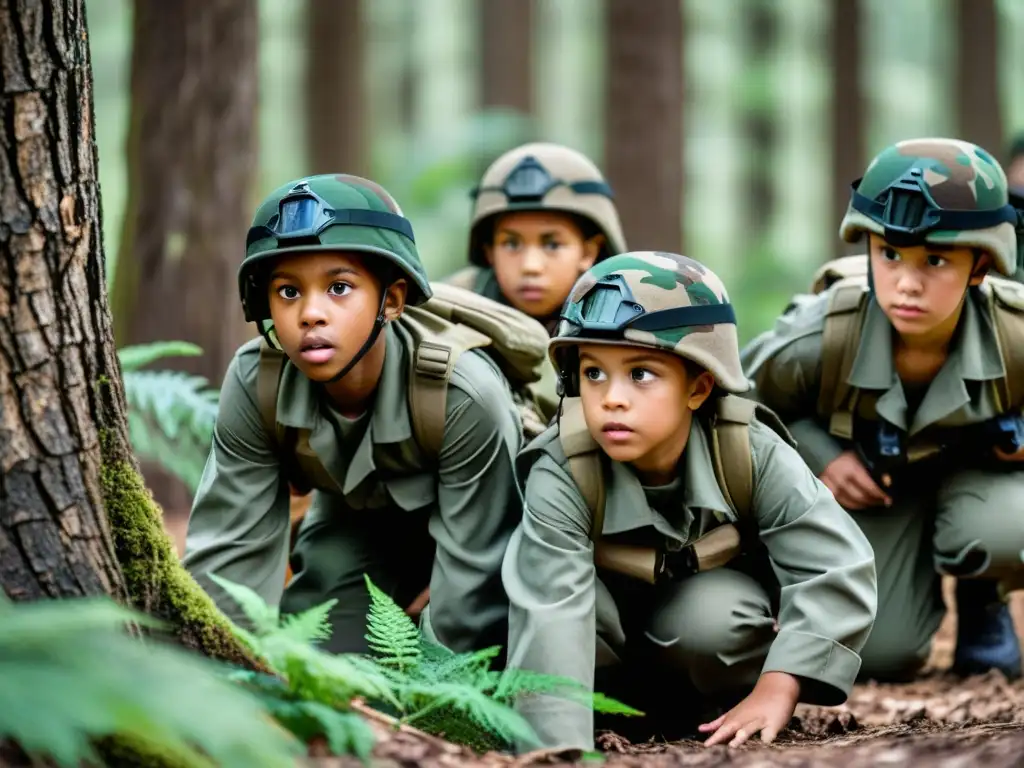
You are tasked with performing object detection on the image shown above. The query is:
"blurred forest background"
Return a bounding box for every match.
[84,0,1024,518]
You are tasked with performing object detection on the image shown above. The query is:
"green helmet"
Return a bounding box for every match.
[467,142,627,267]
[839,138,1021,276]
[550,252,749,395]
[238,174,432,330]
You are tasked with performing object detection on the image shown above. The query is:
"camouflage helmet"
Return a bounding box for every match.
[467,142,627,267]
[839,138,1021,276]
[549,252,749,395]
[238,174,432,333]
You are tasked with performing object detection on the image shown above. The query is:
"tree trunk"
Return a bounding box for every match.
[306,0,367,176]
[604,0,684,254]
[831,0,863,255]
[742,1,776,256]
[0,0,258,669]
[954,0,1003,155]
[109,0,258,514]
[480,0,534,115]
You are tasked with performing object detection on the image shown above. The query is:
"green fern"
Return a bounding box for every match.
[362,574,421,673]
[118,341,203,372]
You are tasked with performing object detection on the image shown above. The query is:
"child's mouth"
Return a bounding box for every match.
[601,422,635,442]
[299,337,336,364]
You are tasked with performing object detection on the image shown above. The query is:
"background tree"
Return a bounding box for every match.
[109,0,258,513]
[831,0,863,256]
[604,0,684,253]
[954,0,1003,156]
[0,0,254,667]
[479,0,534,117]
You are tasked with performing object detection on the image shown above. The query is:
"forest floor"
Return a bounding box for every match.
[163,509,1024,767]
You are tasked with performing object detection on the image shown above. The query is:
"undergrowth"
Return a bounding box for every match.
[212,574,641,760]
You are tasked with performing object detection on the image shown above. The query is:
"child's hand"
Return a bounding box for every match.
[699,671,800,748]
[820,451,892,510]
[994,444,1024,462]
[405,587,430,618]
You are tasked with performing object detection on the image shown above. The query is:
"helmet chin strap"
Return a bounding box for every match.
[326,286,391,385]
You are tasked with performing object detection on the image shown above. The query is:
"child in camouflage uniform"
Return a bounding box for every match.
[742,138,1024,681]
[502,251,877,752]
[183,174,525,656]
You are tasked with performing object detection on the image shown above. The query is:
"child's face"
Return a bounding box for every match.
[577,344,714,483]
[484,211,602,320]
[267,251,406,382]
[868,234,988,341]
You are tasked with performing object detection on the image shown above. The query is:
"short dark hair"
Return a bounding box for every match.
[1009,133,1024,163]
[482,210,603,244]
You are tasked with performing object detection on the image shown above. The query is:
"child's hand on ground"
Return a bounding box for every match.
[405,587,430,619]
[994,444,1024,462]
[819,451,892,510]
[699,671,800,748]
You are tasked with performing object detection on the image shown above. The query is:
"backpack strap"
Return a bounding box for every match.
[557,398,607,542]
[255,340,315,495]
[817,278,870,440]
[984,276,1024,410]
[709,396,756,520]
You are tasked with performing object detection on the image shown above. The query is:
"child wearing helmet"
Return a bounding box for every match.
[743,138,1024,683]
[183,174,525,656]
[501,251,877,752]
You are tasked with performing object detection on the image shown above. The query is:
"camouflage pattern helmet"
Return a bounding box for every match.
[238,174,432,331]
[467,142,627,267]
[549,252,749,395]
[839,138,1020,276]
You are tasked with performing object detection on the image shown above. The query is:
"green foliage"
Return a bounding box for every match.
[118,342,220,493]
[0,594,302,768]
[213,574,641,760]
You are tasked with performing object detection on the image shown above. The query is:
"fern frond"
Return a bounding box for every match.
[122,369,219,442]
[401,682,539,749]
[209,574,280,636]
[363,575,420,673]
[415,641,502,686]
[491,669,643,716]
[277,598,337,645]
[127,410,210,492]
[117,341,203,372]
[273,701,376,760]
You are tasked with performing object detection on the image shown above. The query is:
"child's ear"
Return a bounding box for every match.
[687,370,715,411]
[969,251,992,286]
[580,234,605,272]
[383,279,408,321]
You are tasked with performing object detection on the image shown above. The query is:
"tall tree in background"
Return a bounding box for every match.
[0,0,253,664]
[604,0,684,253]
[954,0,1003,155]
[480,0,534,116]
[831,0,863,255]
[110,0,258,513]
[307,0,367,175]
[742,1,776,258]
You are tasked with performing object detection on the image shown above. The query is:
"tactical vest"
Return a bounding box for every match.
[809,255,1024,442]
[256,282,551,495]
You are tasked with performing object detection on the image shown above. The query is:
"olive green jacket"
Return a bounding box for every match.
[741,287,1014,476]
[182,321,524,653]
[501,416,878,750]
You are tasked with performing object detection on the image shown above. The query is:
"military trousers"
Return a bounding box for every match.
[280,491,435,654]
[850,465,1024,681]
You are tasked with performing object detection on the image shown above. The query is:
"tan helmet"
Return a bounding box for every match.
[467,142,627,267]
[550,251,749,395]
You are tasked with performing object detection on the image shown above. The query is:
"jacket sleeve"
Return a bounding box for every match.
[745,329,845,476]
[749,422,878,704]
[426,353,524,655]
[182,351,292,624]
[501,452,597,753]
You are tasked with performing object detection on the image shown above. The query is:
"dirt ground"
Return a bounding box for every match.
[162,510,1024,767]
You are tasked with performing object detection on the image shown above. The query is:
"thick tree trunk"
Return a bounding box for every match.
[0,0,258,669]
[604,0,684,253]
[954,0,1003,155]
[742,2,776,255]
[831,0,863,255]
[307,0,367,176]
[109,0,258,513]
[480,0,534,115]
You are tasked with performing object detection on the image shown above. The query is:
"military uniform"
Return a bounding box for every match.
[183,175,524,655]
[742,138,1024,679]
[502,252,878,752]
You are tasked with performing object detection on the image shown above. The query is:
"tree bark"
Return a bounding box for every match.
[604,0,684,254]
[954,0,1003,156]
[109,0,258,513]
[742,2,776,253]
[306,0,367,176]
[0,0,258,669]
[480,0,534,115]
[830,0,863,255]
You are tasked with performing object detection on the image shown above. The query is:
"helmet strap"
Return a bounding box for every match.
[327,285,391,384]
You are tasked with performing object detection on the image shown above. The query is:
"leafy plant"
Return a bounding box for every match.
[0,593,303,768]
[118,341,220,492]
[211,574,642,760]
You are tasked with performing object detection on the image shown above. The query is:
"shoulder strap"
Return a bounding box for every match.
[256,340,286,445]
[557,398,607,542]
[984,276,1024,410]
[708,395,756,519]
[817,278,870,440]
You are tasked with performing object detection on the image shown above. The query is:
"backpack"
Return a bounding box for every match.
[255,282,552,495]
[809,254,1024,440]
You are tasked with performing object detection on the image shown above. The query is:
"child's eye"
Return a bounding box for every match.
[882,247,900,262]
[543,239,564,252]
[328,282,351,296]
[277,285,299,300]
[926,254,947,267]
[499,237,521,251]
[582,366,605,383]
[630,367,656,383]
